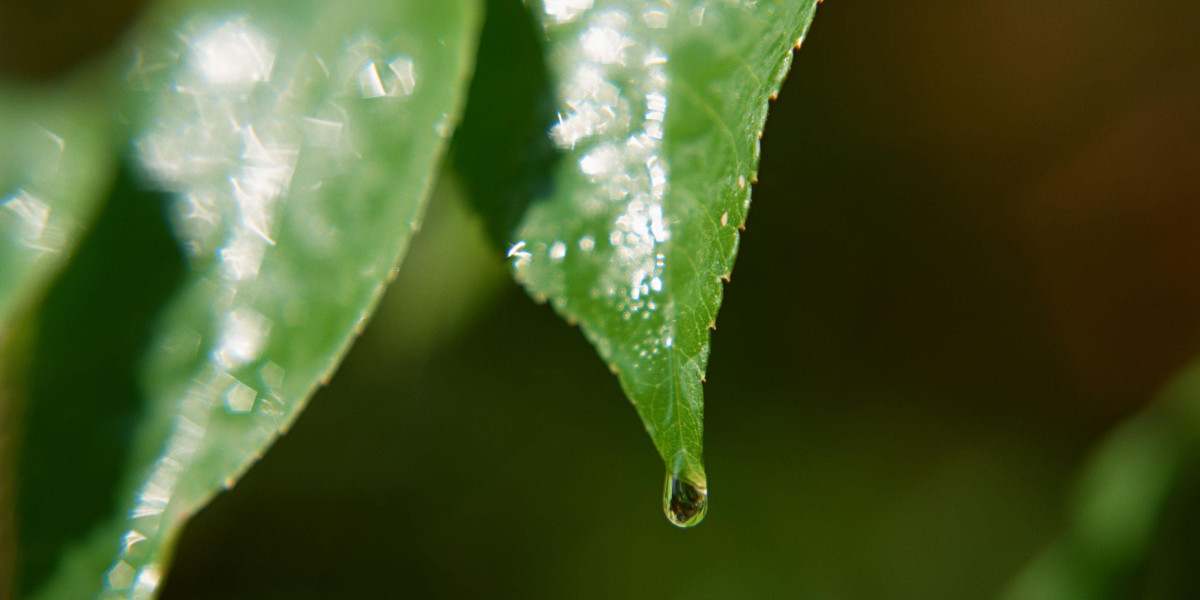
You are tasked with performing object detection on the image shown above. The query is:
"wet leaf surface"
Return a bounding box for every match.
[501,0,820,525]
[11,0,480,597]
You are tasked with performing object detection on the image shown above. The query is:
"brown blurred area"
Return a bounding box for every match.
[1018,94,1200,403]
[765,0,1200,423]
[0,0,147,79]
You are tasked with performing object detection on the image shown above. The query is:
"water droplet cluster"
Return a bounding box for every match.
[513,2,676,329]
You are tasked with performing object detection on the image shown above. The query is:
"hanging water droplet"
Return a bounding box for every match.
[662,473,707,527]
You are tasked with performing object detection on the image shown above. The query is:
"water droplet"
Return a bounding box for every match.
[120,530,146,553]
[543,0,594,24]
[357,60,387,98]
[507,239,532,272]
[212,306,271,369]
[105,561,136,591]
[131,563,163,600]
[3,189,51,243]
[301,116,345,148]
[663,473,708,527]
[260,360,285,390]
[642,7,670,29]
[581,25,632,65]
[435,112,454,138]
[190,18,276,88]
[223,379,257,413]
[549,240,567,261]
[387,55,417,95]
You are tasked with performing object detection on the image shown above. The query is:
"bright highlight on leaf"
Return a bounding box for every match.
[507,0,819,526]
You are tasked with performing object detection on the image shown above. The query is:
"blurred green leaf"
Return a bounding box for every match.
[16,159,186,600]
[1,72,120,600]
[1003,361,1200,600]
[493,0,819,525]
[12,0,480,598]
[0,76,117,335]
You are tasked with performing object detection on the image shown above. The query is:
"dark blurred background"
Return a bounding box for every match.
[10,0,1200,597]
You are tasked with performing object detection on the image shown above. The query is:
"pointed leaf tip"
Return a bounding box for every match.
[500,0,821,523]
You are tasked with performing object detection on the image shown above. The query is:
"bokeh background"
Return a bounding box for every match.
[8,0,1200,597]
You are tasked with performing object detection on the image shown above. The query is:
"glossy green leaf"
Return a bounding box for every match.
[13,0,480,597]
[503,0,819,526]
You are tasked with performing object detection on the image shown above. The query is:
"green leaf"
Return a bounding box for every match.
[15,159,187,600]
[0,77,117,334]
[1,76,119,600]
[500,0,819,526]
[1003,361,1200,600]
[13,0,481,597]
